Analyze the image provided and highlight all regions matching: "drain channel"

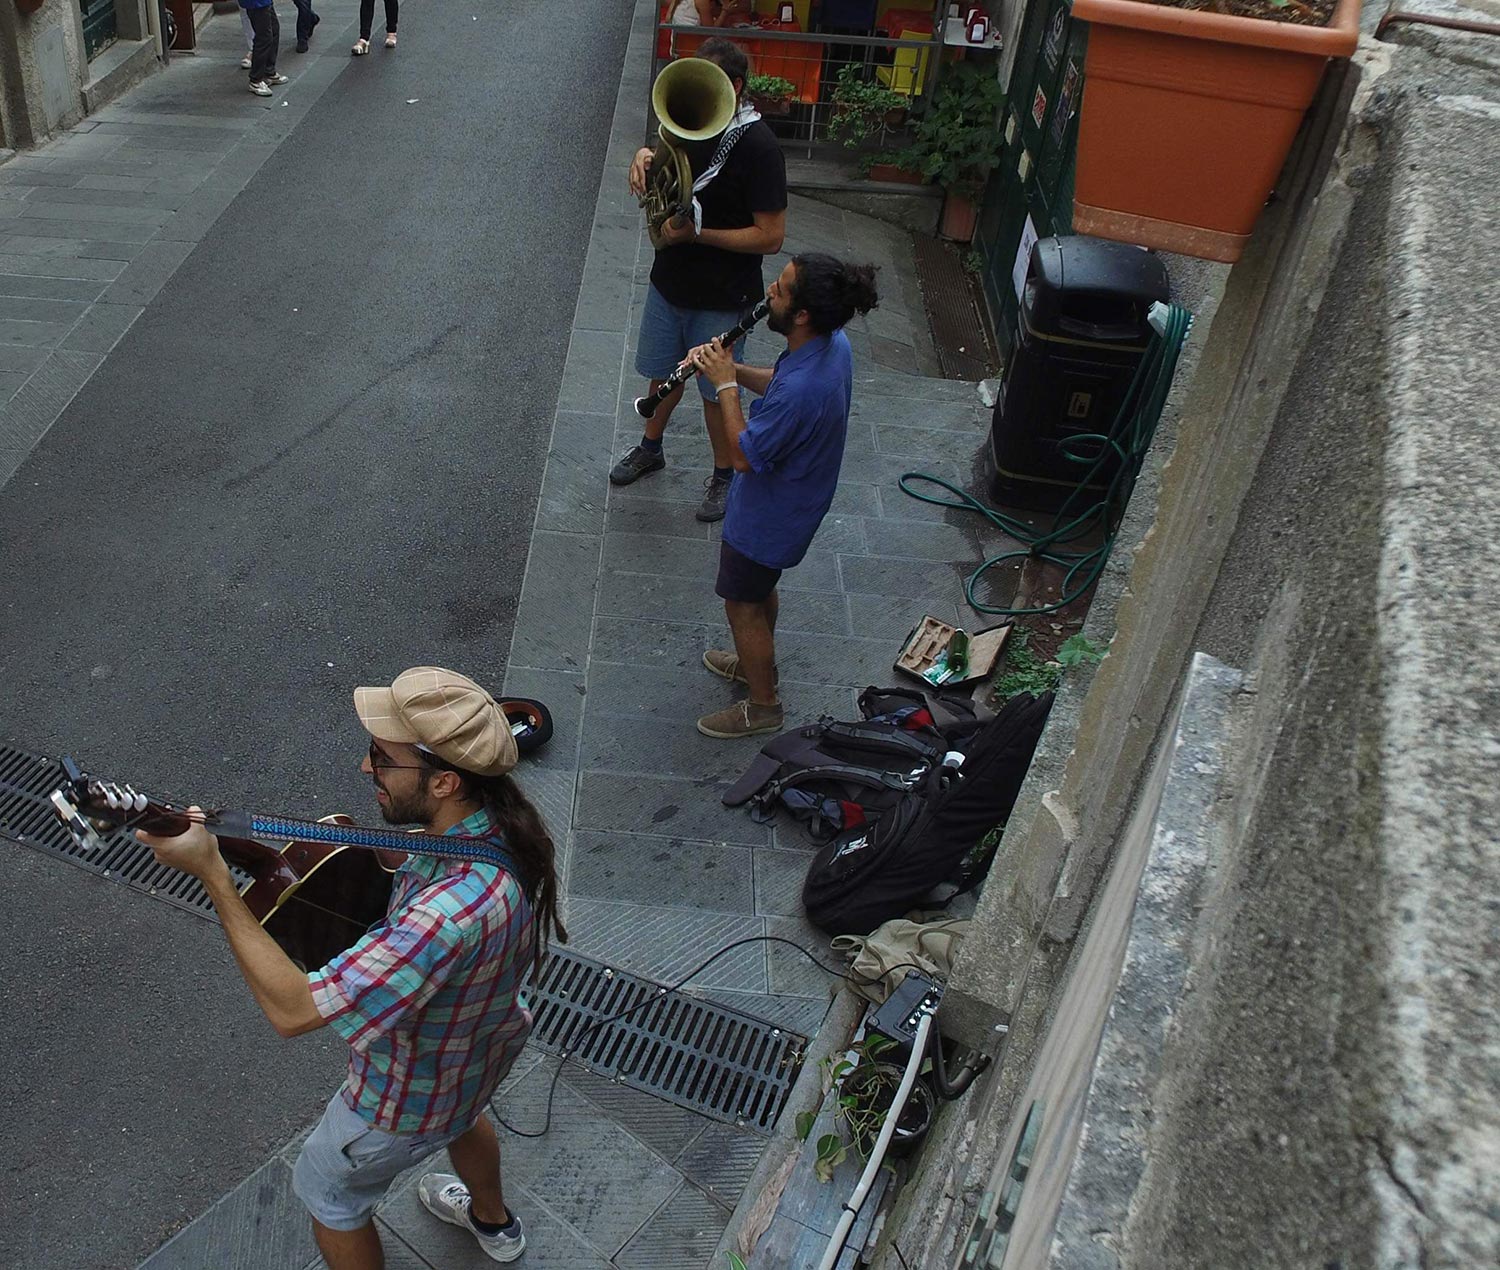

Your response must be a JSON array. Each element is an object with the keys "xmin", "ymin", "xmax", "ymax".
[{"xmin": 0, "ymin": 745, "xmax": 806, "ymax": 1132}]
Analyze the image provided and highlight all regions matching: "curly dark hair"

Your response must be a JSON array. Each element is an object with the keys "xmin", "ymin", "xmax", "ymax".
[{"xmin": 788, "ymin": 253, "xmax": 880, "ymax": 335}]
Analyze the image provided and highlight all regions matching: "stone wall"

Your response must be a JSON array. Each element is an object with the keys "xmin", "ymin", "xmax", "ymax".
[{"xmin": 878, "ymin": 10, "xmax": 1500, "ymax": 1266}]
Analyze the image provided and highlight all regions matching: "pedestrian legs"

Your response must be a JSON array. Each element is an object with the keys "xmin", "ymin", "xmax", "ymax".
[
  {"xmin": 292, "ymin": 0, "xmax": 317, "ymax": 46},
  {"xmin": 248, "ymin": 6, "xmax": 280, "ymax": 81},
  {"xmin": 725, "ymin": 593, "xmax": 780, "ymax": 708},
  {"xmin": 445, "ymin": 1115, "xmax": 512, "ymax": 1227},
  {"xmin": 310, "ymin": 1218, "xmax": 384, "ymax": 1270},
  {"xmin": 359, "ymin": 0, "xmax": 398, "ymax": 39}
]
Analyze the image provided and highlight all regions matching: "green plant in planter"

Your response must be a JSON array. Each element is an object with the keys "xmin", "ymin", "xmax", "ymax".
[
  {"xmin": 895, "ymin": 62, "xmax": 1005, "ymax": 196},
  {"xmin": 746, "ymin": 72, "xmax": 796, "ymax": 110},
  {"xmin": 827, "ymin": 65, "xmax": 910, "ymax": 149},
  {"xmin": 795, "ymin": 1034, "xmax": 913, "ymax": 1182}
]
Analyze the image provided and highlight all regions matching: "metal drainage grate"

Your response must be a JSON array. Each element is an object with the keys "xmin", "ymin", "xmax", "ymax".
[
  {"xmin": 915, "ymin": 231, "xmax": 996, "ymax": 382},
  {"xmin": 0, "ymin": 745, "xmax": 806, "ymax": 1133},
  {"xmin": 527, "ymin": 947, "xmax": 804, "ymax": 1133},
  {"xmin": 0, "ymin": 747, "xmax": 252, "ymax": 917}
]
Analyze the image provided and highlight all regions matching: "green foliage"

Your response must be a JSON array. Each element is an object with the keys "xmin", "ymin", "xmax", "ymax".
[
  {"xmin": 1056, "ymin": 633, "xmax": 1107, "ymax": 669},
  {"xmin": 963, "ymin": 248, "xmax": 984, "ymax": 276},
  {"xmin": 991, "ymin": 629, "xmax": 1106, "ymax": 702},
  {"xmin": 726, "ymin": 1253, "xmax": 749, "ymax": 1270},
  {"xmin": 827, "ymin": 65, "xmax": 910, "ymax": 149},
  {"xmin": 894, "ymin": 62, "xmax": 1005, "ymax": 196},
  {"xmin": 809, "ymin": 1033, "xmax": 904, "ymax": 1183},
  {"xmin": 746, "ymin": 73, "xmax": 796, "ymax": 100}
]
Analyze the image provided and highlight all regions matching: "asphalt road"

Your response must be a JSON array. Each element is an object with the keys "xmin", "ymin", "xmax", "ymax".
[{"xmin": 0, "ymin": 4, "xmax": 632, "ymax": 1266}]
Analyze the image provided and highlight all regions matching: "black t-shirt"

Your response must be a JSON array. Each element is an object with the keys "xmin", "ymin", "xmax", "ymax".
[{"xmin": 650, "ymin": 120, "xmax": 788, "ymax": 312}]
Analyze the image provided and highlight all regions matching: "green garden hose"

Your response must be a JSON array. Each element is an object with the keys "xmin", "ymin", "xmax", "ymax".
[{"xmin": 899, "ymin": 302, "xmax": 1193, "ymax": 618}]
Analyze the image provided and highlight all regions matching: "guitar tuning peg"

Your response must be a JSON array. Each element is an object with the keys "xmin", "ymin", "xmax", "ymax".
[{"xmin": 132, "ymin": 791, "xmax": 148, "ymax": 812}]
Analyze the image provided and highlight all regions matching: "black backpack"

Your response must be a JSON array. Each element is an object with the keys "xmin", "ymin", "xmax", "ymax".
[
  {"xmin": 802, "ymin": 692, "xmax": 1054, "ymax": 935},
  {"xmin": 721, "ymin": 684, "xmax": 986, "ymax": 841},
  {"xmin": 722, "ymin": 718, "xmax": 945, "ymax": 840}
]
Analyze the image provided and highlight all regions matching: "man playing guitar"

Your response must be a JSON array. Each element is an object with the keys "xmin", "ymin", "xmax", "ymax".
[{"xmin": 139, "ymin": 666, "xmax": 565, "ymax": 1267}]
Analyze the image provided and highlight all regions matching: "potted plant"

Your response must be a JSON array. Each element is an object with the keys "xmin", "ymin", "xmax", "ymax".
[
  {"xmin": 1070, "ymin": 0, "xmax": 1361, "ymax": 262},
  {"xmin": 746, "ymin": 72, "xmax": 796, "ymax": 117},
  {"xmin": 827, "ymin": 64, "xmax": 912, "ymax": 150},
  {"xmin": 862, "ymin": 151, "xmax": 927, "ymax": 185},
  {"xmin": 893, "ymin": 62, "xmax": 1005, "ymax": 242},
  {"xmin": 796, "ymin": 1034, "xmax": 937, "ymax": 1182}
]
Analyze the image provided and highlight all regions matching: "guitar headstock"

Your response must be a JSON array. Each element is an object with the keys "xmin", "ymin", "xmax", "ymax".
[{"xmin": 51, "ymin": 757, "xmax": 188, "ymax": 849}]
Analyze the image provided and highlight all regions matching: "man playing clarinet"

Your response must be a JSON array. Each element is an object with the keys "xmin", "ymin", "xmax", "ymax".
[{"xmin": 685, "ymin": 253, "xmax": 879, "ymax": 738}]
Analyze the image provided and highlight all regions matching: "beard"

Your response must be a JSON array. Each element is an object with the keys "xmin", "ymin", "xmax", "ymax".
[
  {"xmin": 766, "ymin": 303, "xmax": 791, "ymax": 336},
  {"xmin": 374, "ymin": 777, "xmax": 436, "ymax": 827}
]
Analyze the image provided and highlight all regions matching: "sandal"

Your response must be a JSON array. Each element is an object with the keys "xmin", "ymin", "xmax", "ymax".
[
  {"xmin": 351, "ymin": 38, "xmax": 370, "ymax": 55},
  {"xmin": 384, "ymin": 33, "xmax": 397, "ymax": 48}
]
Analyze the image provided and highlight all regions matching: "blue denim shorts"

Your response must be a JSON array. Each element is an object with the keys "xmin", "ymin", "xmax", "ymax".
[
  {"xmin": 292, "ymin": 1089, "xmax": 468, "ymax": 1231},
  {"xmin": 635, "ymin": 284, "xmax": 749, "ymax": 401}
]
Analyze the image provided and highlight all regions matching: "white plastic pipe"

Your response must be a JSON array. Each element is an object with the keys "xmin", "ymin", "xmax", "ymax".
[{"xmin": 815, "ymin": 1011, "xmax": 935, "ymax": 1270}]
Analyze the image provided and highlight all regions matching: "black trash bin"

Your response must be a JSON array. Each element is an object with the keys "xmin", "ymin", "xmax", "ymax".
[{"xmin": 988, "ymin": 236, "xmax": 1169, "ymax": 513}]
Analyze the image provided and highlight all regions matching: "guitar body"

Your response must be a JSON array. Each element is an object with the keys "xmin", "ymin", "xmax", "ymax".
[{"xmin": 238, "ymin": 815, "xmax": 401, "ymax": 971}]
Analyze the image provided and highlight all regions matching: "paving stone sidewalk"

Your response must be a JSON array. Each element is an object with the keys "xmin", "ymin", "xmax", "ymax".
[{"xmin": 129, "ymin": 1, "xmax": 1004, "ymax": 1265}]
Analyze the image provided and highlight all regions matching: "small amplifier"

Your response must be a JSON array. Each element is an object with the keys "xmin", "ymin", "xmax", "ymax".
[{"xmin": 869, "ymin": 970, "xmax": 945, "ymax": 1055}]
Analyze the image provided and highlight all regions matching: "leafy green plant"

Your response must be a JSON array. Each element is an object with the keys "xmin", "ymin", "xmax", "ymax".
[
  {"xmin": 796, "ymin": 1034, "xmax": 903, "ymax": 1182},
  {"xmin": 827, "ymin": 65, "xmax": 910, "ymax": 149},
  {"xmin": 991, "ymin": 629, "xmax": 1106, "ymax": 702},
  {"xmin": 894, "ymin": 62, "xmax": 1005, "ymax": 196},
  {"xmin": 725, "ymin": 1253, "xmax": 749, "ymax": 1270},
  {"xmin": 746, "ymin": 73, "xmax": 796, "ymax": 100},
  {"xmin": 963, "ymin": 248, "xmax": 984, "ymax": 276}
]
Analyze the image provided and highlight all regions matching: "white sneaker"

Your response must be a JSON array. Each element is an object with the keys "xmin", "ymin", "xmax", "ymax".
[
  {"xmin": 264, "ymin": 72, "xmax": 289, "ymax": 84},
  {"xmin": 240, "ymin": 54, "xmax": 253, "ymax": 69},
  {"xmin": 247, "ymin": 80, "xmax": 272, "ymax": 96},
  {"xmin": 417, "ymin": 1173, "xmax": 526, "ymax": 1263}
]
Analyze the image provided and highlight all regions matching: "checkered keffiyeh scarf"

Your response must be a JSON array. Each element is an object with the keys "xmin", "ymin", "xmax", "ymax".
[{"xmin": 689, "ymin": 101, "xmax": 761, "ymax": 233}]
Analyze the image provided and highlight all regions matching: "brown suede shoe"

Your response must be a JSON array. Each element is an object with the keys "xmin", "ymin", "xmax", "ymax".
[
  {"xmin": 702, "ymin": 650, "xmax": 779, "ymax": 686},
  {"xmin": 696, "ymin": 699, "xmax": 784, "ymax": 739}
]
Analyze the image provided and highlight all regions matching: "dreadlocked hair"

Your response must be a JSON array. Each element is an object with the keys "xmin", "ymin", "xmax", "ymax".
[{"xmin": 454, "ymin": 772, "xmax": 567, "ymax": 975}]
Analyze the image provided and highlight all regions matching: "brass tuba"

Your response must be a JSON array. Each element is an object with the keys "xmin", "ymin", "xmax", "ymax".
[{"xmin": 640, "ymin": 58, "xmax": 738, "ymax": 250}]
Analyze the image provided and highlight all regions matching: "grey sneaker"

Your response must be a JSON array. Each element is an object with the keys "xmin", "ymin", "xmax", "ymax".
[
  {"xmin": 697, "ymin": 699, "xmax": 784, "ymax": 739},
  {"xmin": 609, "ymin": 444, "xmax": 666, "ymax": 486},
  {"xmin": 417, "ymin": 1173, "xmax": 525, "ymax": 1263},
  {"xmin": 263, "ymin": 72, "xmax": 289, "ymax": 85},
  {"xmin": 696, "ymin": 473, "xmax": 733, "ymax": 522},
  {"xmin": 247, "ymin": 80, "xmax": 273, "ymax": 96}
]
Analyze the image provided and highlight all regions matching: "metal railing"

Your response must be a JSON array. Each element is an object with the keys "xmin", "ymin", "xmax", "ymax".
[{"xmin": 650, "ymin": 22, "xmax": 947, "ymax": 164}]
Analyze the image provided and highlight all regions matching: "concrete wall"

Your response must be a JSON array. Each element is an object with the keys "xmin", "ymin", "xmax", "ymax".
[{"xmin": 0, "ymin": 0, "xmax": 159, "ymax": 152}]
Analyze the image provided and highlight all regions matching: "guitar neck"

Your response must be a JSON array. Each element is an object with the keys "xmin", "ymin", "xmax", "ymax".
[{"xmin": 211, "ymin": 810, "xmax": 513, "ymax": 870}]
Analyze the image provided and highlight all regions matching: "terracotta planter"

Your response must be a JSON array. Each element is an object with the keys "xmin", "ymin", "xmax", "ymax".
[
  {"xmin": 752, "ymin": 94, "xmax": 793, "ymax": 117},
  {"xmin": 1070, "ymin": 0, "xmax": 1360, "ymax": 262},
  {"xmin": 940, "ymin": 192, "xmax": 979, "ymax": 242},
  {"xmin": 868, "ymin": 163, "xmax": 926, "ymax": 185}
]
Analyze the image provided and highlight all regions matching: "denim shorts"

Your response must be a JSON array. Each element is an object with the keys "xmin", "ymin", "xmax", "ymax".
[
  {"xmin": 292, "ymin": 1088, "xmax": 468, "ymax": 1231},
  {"xmin": 635, "ymin": 284, "xmax": 748, "ymax": 401}
]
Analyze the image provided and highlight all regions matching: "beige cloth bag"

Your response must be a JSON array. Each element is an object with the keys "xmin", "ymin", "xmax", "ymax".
[{"xmin": 831, "ymin": 916, "xmax": 971, "ymax": 1004}]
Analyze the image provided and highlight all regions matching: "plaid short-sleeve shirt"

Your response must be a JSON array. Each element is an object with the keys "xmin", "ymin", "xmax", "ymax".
[{"xmin": 308, "ymin": 808, "xmax": 535, "ymax": 1134}]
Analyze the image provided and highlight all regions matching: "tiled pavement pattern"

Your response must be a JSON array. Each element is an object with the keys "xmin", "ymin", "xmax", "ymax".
[
  {"xmin": 130, "ymin": 0, "xmax": 1002, "ymax": 1265},
  {"xmin": 0, "ymin": 4, "xmax": 369, "ymax": 489},
  {"xmin": 503, "ymin": 2, "xmax": 994, "ymax": 1044}
]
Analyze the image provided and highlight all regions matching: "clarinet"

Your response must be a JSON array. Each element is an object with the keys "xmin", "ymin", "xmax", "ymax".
[{"xmin": 633, "ymin": 300, "xmax": 771, "ymax": 419}]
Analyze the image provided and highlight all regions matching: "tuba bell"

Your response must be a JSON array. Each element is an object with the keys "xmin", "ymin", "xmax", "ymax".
[{"xmin": 640, "ymin": 58, "xmax": 738, "ymax": 251}]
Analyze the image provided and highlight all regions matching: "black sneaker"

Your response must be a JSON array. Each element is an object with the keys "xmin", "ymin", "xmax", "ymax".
[
  {"xmin": 696, "ymin": 473, "xmax": 732, "ymax": 522},
  {"xmin": 609, "ymin": 445, "xmax": 665, "ymax": 486}
]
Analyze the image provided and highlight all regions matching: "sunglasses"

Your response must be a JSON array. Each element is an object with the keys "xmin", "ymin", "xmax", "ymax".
[{"xmin": 367, "ymin": 740, "xmax": 431, "ymax": 773}]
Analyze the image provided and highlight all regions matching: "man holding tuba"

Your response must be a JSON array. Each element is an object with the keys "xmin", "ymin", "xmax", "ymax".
[{"xmin": 613, "ymin": 38, "xmax": 788, "ymax": 524}]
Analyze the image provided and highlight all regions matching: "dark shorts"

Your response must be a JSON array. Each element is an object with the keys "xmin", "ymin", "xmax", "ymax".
[{"xmin": 716, "ymin": 540, "xmax": 783, "ymax": 604}]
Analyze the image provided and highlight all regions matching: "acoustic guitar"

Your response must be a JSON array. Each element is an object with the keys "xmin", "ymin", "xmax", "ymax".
[{"xmin": 48, "ymin": 698, "xmax": 552, "ymax": 970}]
